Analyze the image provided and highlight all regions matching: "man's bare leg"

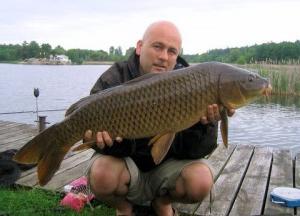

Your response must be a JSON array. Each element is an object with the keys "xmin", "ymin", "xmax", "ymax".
[{"xmin": 89, "ymin": 155, "xmax": 132, "ymax": 215}]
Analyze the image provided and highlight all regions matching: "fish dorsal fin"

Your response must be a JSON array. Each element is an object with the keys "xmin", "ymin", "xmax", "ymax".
[
  {"xmin": 220, "ymin": 108, "xmax": 228, "ymax": 148},
  {"xmin": 122, "ymin": 73, "xmax": 160, "ymax": 86},
  {"xmin": 149, "ymin": 132, "xmax": 175, "ymax": 164}
]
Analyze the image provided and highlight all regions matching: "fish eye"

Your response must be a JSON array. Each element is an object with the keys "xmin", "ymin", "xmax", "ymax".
[{"xmin": 248, "ymin": 75, "xmax": 255, "ymax": 82}]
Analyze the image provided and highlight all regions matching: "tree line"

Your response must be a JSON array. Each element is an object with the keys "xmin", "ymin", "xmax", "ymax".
[
  {"xmin": 184, "ymin": 40, "xmax": 300, "ymax": 64},
  {"xmin": 1, "ymin": 40, "xmax": 300, "ymax": 64},
  {"xmin": 0, "ymin": 41, "xmax": 135, "ymax": 64}
]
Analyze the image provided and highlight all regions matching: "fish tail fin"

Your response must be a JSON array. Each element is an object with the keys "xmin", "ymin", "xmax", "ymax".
[
  {"xmin": 13, "ymin": 124, "xmax": 73, "ymax": 186},
  {"xmin": 37, "ymin": 143, "xmax": 71, "ymax": 186}
]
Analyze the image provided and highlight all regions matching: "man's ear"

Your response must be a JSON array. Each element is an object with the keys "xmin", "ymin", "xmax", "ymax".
[{"xmin": 136, "ymin": 40, "xmax": 143, "ymax": 55}]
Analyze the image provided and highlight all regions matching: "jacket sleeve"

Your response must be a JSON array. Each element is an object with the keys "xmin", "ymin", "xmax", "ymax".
[{"xmin": 170, "ymin": 122, "xmax": 218, "ymax": 159}]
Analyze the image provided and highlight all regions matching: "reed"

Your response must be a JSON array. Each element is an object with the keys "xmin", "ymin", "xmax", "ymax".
[{"xmin": 240, "ymin": 63, "xmax": 300, "ymax": 96}]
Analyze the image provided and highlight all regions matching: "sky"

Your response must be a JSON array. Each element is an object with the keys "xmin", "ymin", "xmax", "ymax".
[{"xmin": 1, "ymin": 0, "xmax": 300, "ymax": 54}]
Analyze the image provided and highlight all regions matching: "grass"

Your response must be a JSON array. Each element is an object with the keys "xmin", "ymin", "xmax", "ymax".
[
  {"xmin": 241, "ymin": 63, "xmax": 300, "ymax": 96},
  {"xmin": 0, "ymin": 186, "xmax": 114, "ymax": 216}
]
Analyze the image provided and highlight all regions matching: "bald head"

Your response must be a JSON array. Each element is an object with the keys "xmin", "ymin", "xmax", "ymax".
[
  {"xmin": 142, "ymin": 21, "xmax": 182, "ymax": 49},
  {"xmin": 136, "ymin": 21, "xmax": 182, "ymax": 73}
]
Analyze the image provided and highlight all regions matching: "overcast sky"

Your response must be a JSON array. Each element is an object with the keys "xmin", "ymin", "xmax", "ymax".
[{"xmin": 1, "ymin": 0, "xmax": 300, "ymax": 54}]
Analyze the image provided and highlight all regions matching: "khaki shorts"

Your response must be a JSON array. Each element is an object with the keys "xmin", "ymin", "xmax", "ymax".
[{"xmin": 86, "ymin": 154, "xmax": 214, "ymax": 205}]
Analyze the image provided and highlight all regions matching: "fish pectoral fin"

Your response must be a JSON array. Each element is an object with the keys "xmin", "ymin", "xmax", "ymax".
[
  {"xmin": 149, "ymin": 133, "xmax": 175, "ymax": 165},
  {"xmin": 220, "ymin": 108, "xmax": 229, "ymax": 148},
  {"xmin": 72, "ymin": 140, "xmax": 95, "ymax": 151}
]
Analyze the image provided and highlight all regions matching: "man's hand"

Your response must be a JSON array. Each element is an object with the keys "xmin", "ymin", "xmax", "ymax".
[
  {"xmin": 84, "ymin": 130, "xmax": 122, "ymax": 149},
  {"xmin": 200, "ymin": 104, "xmax": 235, "ymax": 124}
]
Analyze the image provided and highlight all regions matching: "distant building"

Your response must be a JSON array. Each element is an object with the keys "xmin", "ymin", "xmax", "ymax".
[
  {"xmin": 50, "ymin": 55, "xmax": 71, "ymax": 64},
  {"xmin": 23, "ymin": 55, "xmax": 71, "ymax": 65}
]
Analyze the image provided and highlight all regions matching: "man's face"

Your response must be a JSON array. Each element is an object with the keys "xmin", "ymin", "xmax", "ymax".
[{"xmin": 136, "ymin": 26, "xmax": 181, "ymax": 74}]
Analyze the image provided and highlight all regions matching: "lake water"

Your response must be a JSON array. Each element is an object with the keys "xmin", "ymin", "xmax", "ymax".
[{"xmin": 0, "ymin": 64, "xmax": 299, "ymax": 155}]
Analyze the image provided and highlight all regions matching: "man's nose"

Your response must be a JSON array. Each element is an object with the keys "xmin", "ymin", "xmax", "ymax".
[{"xmin": 158, "ymin": 49, "xmax": 168, "ymax": 60}]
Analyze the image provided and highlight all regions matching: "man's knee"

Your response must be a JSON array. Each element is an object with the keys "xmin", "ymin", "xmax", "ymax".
[
  {"xmin": 176, "ymin": 162, "xmax": 213, "ymax": 202},
  {"xmin": 89, "ymin": 155, "xmax": 130, "ymax": 196}
]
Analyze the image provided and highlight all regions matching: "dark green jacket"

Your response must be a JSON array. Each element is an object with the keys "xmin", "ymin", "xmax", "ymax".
[{"xmin": 90, "ymin": 52, "xmax": 218, "ymax": 171}]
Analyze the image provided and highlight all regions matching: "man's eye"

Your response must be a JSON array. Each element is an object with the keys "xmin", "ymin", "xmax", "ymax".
[{"xmin": 168, "ymin": 49, "xmax": 178, "ymax": 56}]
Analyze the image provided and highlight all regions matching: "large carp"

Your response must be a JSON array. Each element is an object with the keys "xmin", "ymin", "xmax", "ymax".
[{"xmin": 14, "ymin": 62, "xmax": 271, "ymax": 186}]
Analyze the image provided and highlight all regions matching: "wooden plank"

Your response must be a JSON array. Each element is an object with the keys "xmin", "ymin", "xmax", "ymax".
[
  {"xmin": 0, "ymin": 125, "xmax": 37, "ymax": 138},
  {"xmin": 0, "ymin": 124, "xmax": 36, "ymax": 135},
  {"xmin": 175, "ymin": 144, "xmax": 236, "ymax": 215},
  {"xmin": 264, "ymin": 149, "xmax": 294, "ymax": 215},
  {"xmin": 0, "ymin": 122, "xmax": 25, "ymax": 132},
  {"xmin": 0, "ymin": 133, "xmax": 36, "ymax": 145},
  {"xmin": 0, "ymin": 136, "xmax": 34, "ymax": 151},
  {"xmin": 0, "ymin": 123, "xmax": 38, "ymax": 134},
  {"xmin": 0, "ymin": 121, "xmax": 19, "ymax": 127},
  {"xmin": 0, "ymin": 121, "xmax": 37, "ymax": 151},
  {"xmin": 229, "ymin": 147, "xmax": 272, "ymax": 216},
  {"xmin": 196, "ymin": 145, "xmax": 254, "ymax": 216}
]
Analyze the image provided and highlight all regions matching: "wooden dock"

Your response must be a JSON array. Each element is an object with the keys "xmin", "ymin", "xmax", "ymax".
[{"xmin": 0, "ymin": 120, "xmax": 298, "ymax": 215}]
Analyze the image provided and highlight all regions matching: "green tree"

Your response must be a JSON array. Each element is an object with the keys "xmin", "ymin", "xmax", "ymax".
[
  {"xmin": 115, "ymin": 46, "xmax": 123, "ymax": 56},
  {"xmin": 125, "ymin": 47, "xmax": 135, "ymax": 58},
  {"xmin": 27, "ymin": 41, "xmax": 40, "ymax": 58},
  {"xmin": 66, "ymin": 49, "xmax": 84, "ymax": 64},
  {"xmin": 109, "ymin": 46, "xmax": 115, "ymax": 56},
  {"xmin": 52, "ymin": 45, "xmax": 66, "ymax": 55},
  {"xmin": 40, "ymin": 43, "xmax": 52, "ymax": 58},
  {"xmin": 21, "ymin": 41, "xmax": 29, "ymax": 59}
]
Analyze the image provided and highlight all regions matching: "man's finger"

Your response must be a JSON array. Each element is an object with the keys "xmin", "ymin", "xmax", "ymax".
[
  {"xmin": 200, "ymin": 116, "xmax": 208, "ymax": 124},
  {"xmin": 207, "ymin": 105, "xmax": 215, "ymax": 122},
  {"xmin": 84, "ymin": 130, "xmax": 93, "ymax": 142},
  {"xmin": 115, "ymin": 137, "xmax": 123, "ymax": 142},
  {"xmin": 212, "ymin": 104, "xmax": 220, "ymax": 121},
  {"xmin": 96, "ymin": 132, "xmax": 105, "ymax": 149},
  {"xmin": 103, "ymin": 131, "xmax": 113, "ymax": 147}
]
